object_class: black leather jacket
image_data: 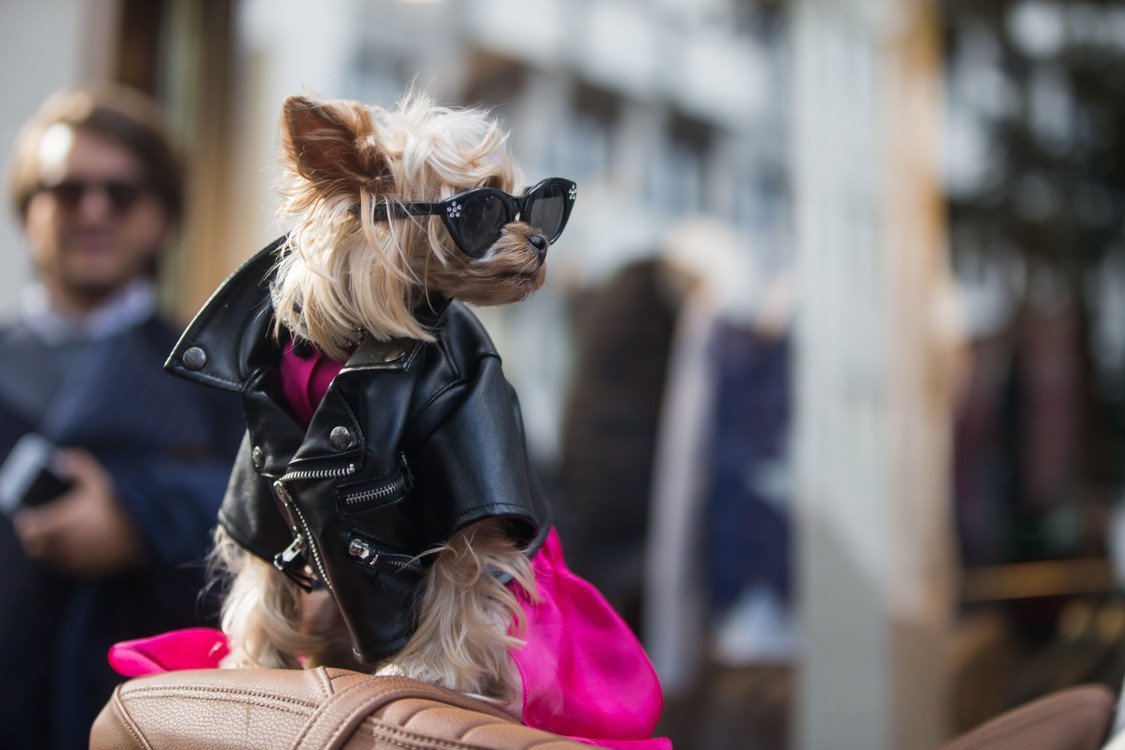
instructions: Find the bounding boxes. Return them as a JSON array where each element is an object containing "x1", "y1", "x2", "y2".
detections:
[{"x1": 165, "y1": 239, "x2": 550, "y2": 662}]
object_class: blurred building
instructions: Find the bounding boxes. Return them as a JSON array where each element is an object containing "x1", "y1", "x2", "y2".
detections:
[
  {"x1": 0, "y1": 2, "x2": 962, "y2": 748},
  {"x1": 322, "y1": 0, "x2": 793, "y2": 465}
]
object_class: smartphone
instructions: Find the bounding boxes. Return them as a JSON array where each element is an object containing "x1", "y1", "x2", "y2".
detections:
[{"x1": 0, "y1": 433, "x2": 73, "y2": 516}]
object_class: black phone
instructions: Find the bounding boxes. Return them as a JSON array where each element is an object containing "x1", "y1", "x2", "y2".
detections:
[{"x1": 0, "y1": 433, "x2": 73, "y2": 516}]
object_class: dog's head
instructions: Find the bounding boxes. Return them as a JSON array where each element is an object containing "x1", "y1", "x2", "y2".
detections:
[{"x1": 270, "y1": 93, "x2": 574, "y2": 358}]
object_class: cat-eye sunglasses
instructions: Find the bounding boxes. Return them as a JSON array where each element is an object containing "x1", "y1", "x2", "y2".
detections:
[{"x1": 369, "y1": 177, "x2": 577, "y2": 258}]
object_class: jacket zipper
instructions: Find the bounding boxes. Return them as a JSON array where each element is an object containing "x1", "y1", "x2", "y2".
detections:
[
  {"x1": 279, "y1": 463, "x2": 357, "y2": 483},
  {"x1": 342, "y1": 474, "x2": 406, "y2": 508},
  {"x1": 273, "y1": 478, "x2": 345, "y2": 590},
  {"x1": 346, "y1": 535, "x2": 425, "y2": 578},
  {"x1": 379, "y1": 555, "x2": 425, "y2": 576}
]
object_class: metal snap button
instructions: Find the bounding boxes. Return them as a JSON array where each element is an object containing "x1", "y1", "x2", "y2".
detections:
[
  {"x1": 330, "y1": 426, "x2": 355, "y2": 451},
  {"x1": 182, "y1": 346, "x2": 207, "y2": 370},
  {"x1": 251, "y1": 446, "x2": 264, "y2": 471}
]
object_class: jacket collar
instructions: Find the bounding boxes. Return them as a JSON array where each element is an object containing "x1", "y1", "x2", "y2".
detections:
[
  {"x1": 165, "y1": 237, "x2": 454, "y2": 392},
  {"x1": 165, "y1": 239, "x2": 281, "y2": 392}
]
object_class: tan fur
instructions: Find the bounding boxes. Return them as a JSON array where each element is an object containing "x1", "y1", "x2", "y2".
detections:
[
  {"x1": 218, "y1": 91, "x2": 550, "y2": 709},
  {"x1": 211, "y1": 529, "x2": 322, "y2": 670},
  {"x1": 376, "y1": 521, "x2": 536, "y2": 707}
]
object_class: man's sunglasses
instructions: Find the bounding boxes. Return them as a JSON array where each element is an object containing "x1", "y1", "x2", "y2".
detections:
[
  {"x1": 369, "y1": 177, "x2": 577, "y2": 258},
  {"x1": 38, "y1": 178, "x2": 152, "y2": 216}
]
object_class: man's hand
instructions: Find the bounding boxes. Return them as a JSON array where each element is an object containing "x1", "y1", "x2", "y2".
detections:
[{"x1": 13, "y1": 450, "x2": 144, "y2": 577}]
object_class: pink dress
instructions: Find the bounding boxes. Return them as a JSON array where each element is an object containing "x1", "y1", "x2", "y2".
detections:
[{"x1": 110, "y1": 343, "x2": 669, "y2": 749}]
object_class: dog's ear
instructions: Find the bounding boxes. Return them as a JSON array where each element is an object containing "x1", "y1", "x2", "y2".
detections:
[{"x1": 280, "y1": 95, "x2": 388, "y2": 193}]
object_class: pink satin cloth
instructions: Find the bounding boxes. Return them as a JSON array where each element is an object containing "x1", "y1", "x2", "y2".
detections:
[
  {"x1": 109, "y1": 628, "x2": 229, "y2": 676},
  {"x1": 108, "y1": 536, "x2": 669, "y2": 748},
  {"x1": 511, "y1": 529, "x2": 669, "y2": 749},
  {"x1": 279, "y1": 340, "x2": 347, "y2": 425}
]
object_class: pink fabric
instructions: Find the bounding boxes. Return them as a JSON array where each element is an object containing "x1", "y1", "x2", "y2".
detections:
[
  {"x1": 279, "y1": 341, "x2": 347, "y2": 426},
  {"x1": 108, "y1": 627, "x2": 228, "y2": 677},
  {"x1": 510, "y1": 530, "x2": 670, "y2": 750}
]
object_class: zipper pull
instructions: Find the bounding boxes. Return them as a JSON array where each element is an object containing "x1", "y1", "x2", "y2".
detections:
[
  {"x1": 346, "y1": 534, "x2": 385, "y2": 592},
  {"x1": 272, "y1": 534, "x2": 319, "y2": 592},
  {"x1": 273, "y1": 479, "x2": 300, "y2": 531},
  {"x1": 347, "y1": 536, "x2": 379, "y2": 566},
  {"x1": 274, "y1": 533, "x2": 306, "y2": 572}
]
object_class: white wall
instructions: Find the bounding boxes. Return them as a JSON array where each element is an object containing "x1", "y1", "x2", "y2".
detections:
[
  {"x1": 793, "y1": 0, "x2": 955, "y2": 747},
  {"x1": 224, "y1": 0, "x2": 357, "y2": 265},
  {"x1": 0, "y1": 0, "x2": 118, "y2": 318}
]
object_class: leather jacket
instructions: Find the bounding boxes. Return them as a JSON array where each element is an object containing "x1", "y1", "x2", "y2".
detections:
[{"x1": 165, "y1": 239, "x2": 550, "y2": 662}]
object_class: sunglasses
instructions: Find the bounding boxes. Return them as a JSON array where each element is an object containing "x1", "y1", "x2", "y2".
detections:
[
  {"x1": 38, "y1": 178, "x2": 153, "y2": 216},
  {"x1": 370, "y1": 177, "x2": 577, "y2": 258}
]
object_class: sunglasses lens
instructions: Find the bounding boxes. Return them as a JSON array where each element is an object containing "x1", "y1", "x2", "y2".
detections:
[
  {"x1": 105, "y1": 182, "x2": 144, "y2": 214},
  {"x1": 48, "y1": 181, "x2": 85, "y2": 209},
  {"x1": 527, "y1": 183, "x2": 566, "y2": 240},
  {"x1": 458, "y1": 191, "x2": 507, "y2": 256}
]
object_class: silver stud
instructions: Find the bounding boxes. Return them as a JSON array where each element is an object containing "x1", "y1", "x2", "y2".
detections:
[
  {"x1": 330, "y1": 426, "x2": 355, "y2": 451},
  {"x1": 183, "y1": 346, "x2": 207, "y2": 370},
  {"x1": 251, "y1": 446, "x2": 264, "y2": 471}
]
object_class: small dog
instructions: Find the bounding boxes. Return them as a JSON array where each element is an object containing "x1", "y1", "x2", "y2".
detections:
[{"x1": 211, "y1": 92, "x2": 576, "y2": 709}]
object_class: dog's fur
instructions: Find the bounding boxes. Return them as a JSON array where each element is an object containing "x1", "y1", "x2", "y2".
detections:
[{"x1": 213, "y1": 92, "x2": 548, "y2": 710}]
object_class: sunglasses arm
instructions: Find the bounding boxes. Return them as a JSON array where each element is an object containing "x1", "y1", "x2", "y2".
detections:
[{"x1": 354, "y1": 202, "x2": 445, "y2": 223}]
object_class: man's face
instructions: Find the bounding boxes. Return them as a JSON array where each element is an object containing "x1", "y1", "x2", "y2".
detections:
[{"x1": 23, "y1": 125, "x2": 171, "y2": 311}]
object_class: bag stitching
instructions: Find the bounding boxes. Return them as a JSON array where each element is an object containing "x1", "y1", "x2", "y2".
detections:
[
  {"x1": 111, "y1": 690, "x2": 153, "y2": 750},
  {"x1": 321, "y1": 694, "x2": 396, "y2": 749},
  {"x1": 123, "y1": 688, "x2": 315, "y2": 715},
  {"x1": 312, "y1": 667, "x2": 334, "y2": 700},
  {"x1": 363, "y1": 716, "x2": 529, "y2": 749},
  {"x1": 365, "y1": 722, "x2": 488, "y2": 750}
]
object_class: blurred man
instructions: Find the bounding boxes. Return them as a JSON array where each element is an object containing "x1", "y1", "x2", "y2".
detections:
[{"x1": 0, "y1": 85, "x2": 243, "y2": 749}]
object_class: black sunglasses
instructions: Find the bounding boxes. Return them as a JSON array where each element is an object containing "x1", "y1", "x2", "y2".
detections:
[
  {"x1": 369, "y1": 177, "x2": 577, "y2": 258},
  {"x1": 38, "y1": 178, "x2": 152, "y2": 216}
]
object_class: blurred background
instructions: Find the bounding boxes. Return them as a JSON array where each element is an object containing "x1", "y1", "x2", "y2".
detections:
[{"x1": 3, "y1": 0, "x2": 1125, "y2": 748}]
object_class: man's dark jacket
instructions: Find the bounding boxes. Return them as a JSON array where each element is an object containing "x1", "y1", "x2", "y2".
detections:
[
  {"x1": 166, "y1": 239, "x2": 550, "y2": 663},
  {"x1": 0, "y1": 306, "x2": 244, "y2": 750}
]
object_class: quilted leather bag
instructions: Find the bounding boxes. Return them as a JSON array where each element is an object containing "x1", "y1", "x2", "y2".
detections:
[{"x1": 90, "y1": 667, "x2": 594, "y2": 749}]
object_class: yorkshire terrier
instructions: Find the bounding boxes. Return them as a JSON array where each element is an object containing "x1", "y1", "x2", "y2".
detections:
[{"x1": 211, "y1": 91, "x2": 576, "y2": 712}]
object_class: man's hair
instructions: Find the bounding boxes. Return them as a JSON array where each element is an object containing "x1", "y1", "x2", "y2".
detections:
[{"x1": 7, "y1": 84, "x2": 184, "y2": 221}]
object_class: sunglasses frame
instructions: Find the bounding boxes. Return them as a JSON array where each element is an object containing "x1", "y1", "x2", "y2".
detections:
[
  {"x1": 370, "y1": 177, "x2": 577, "y2": 258},
  {"x1": 37, "y1": 178, "x2": 153, "y2": 217}
]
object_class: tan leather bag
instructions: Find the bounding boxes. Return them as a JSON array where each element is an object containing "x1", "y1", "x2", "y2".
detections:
[{"x1": 90, "y1": 667, "x2": 594, "y2": 749}]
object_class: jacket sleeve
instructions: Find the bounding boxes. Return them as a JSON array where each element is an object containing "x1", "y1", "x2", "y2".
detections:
[
  {"x1": 406, "y1": 354, "x2": 547, "y2": 546},
  {"x1": 109, "y1": 459, "x2": 235, "y2": 567},
  {"x1": 216, "y1": 431, "x2": 296, "y2": 562}
]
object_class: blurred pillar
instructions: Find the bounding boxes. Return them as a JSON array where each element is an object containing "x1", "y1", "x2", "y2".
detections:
[
  {"x1": 114, "y1": 0, "x2": 163, "y2": 94},
  {"x1": 0, "y1": 0, "x2": 120, "y2": 319},
  {"x1": 157, "y1": 0, "x2": 238, "y2": 323},
  {"x1": 792, "y1": 0, "x2": 957, "y2": 748}
]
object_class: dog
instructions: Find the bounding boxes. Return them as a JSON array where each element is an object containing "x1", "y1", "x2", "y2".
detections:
[{"x1": 208, "y1": 91, "x2": 574, "y2": 711}]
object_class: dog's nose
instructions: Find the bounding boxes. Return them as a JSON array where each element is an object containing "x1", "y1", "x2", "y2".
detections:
[{"x1": 528, "y1": 234, "x2": 549, "y2": 263}]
